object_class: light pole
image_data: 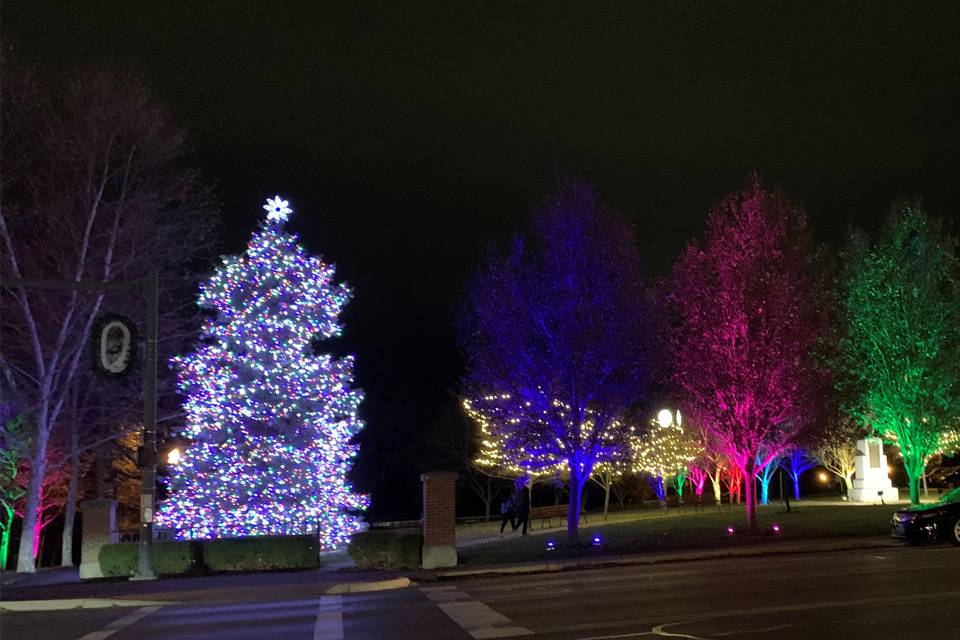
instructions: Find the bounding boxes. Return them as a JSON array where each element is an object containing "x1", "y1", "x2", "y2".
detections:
[{"x1": 135, "y1": 269, "x2": 158, "y2": 580}]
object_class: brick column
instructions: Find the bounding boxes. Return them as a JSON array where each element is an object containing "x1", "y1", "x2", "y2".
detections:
[
  {"x1": 79, "y1": 498, "x2": 117, "y2": 579},
  {"x1": 421, "y1": 471, "x2": 457, "y2": 569}
]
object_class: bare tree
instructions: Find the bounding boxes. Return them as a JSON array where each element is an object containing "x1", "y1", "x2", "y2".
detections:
[
  {"x1": 412, "y1": 396, "x2": 509, "y2": 521},
  {"x1": 1, "y1": 59, "x2": 217, "y2": 572}
]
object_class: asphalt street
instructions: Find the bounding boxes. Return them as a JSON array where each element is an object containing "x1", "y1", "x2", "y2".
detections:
[{"x1": 3, "y1": 545, "x2": 958, "y2": 639}]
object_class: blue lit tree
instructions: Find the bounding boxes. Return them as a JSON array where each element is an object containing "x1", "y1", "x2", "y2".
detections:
[
  {"x1": 755, "y1": 451, "x2": 779, "y2": 506},
  {"x1": 781, "y1": 447, "x2": 818, "y2": 500},
  {"x1": 156, "y1": 197, "x2": 367, "y2": 547},
  {"x1": 458, "y1": 177, "x2": 652, "y2": 540}
]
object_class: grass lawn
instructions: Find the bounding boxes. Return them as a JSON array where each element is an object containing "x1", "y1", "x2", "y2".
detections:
[{"x1": 455, "y1": 502, "x2": 899, "y2": 567}]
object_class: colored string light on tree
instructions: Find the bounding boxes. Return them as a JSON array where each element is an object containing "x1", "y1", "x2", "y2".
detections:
[{"x1": 156, "y1": 196, "x2": 368, "y2": 548}]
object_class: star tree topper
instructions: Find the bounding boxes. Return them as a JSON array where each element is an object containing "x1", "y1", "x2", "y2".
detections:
[{"x1": 264, "y1": 196, "x2": 292, "y2": 223}]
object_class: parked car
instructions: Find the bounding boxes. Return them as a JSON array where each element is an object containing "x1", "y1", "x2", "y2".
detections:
[{"x1": 891, "y1": 487, "x2": 960, "y2": 545}]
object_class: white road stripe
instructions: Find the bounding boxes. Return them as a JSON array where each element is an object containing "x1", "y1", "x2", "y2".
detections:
[
  {"x1": 76, "y1": 605, "x2": 162, "y2": 640},
  {"x1": 314, "y1": 596, "x2": 344, "y2": 640},
  {"x1": 421, "y1": 585, "x2": 533, "y2": 639}
]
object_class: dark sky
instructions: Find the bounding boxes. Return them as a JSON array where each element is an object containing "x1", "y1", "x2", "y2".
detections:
[{"x1": 6, "y1": 2, "x2": 960, "y2": 516}]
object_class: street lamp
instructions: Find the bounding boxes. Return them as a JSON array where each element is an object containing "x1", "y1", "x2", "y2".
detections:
[{"x1": 657, "y1": 408, "x2": 681, "y2": 428}]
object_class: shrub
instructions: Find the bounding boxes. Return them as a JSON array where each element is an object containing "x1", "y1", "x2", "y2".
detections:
[
  {"x1": 348, "y1": 530, "x2": 422, "y2": 570},
  {"x1": 98, "y1": 541, "x2": 198, "y2": 577},
  {"x1": 99, "y1": 542, "x2": 138, "y2": 577},
  {"x1": 202, "y1": 535, "x2": 319, "y2": 572}
]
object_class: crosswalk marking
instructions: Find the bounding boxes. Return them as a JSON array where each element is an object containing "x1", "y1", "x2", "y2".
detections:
[
  {"x1": 314, "y1": 596, "x2": 344, "y2": 640},
  {"x1": 421, "y1": 585, "x2": 533, "y2": 639},
  {"x1": 76, "y1": 605, "x2": 162, "y2": 640}
]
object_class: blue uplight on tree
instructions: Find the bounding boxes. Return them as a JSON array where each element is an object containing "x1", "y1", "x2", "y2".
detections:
[{"x1": 156, "y1": 196, "x2": 368, "y2": 548}]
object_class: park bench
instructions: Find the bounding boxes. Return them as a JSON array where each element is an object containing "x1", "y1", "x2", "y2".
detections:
[
  {"x1": 528, "y1": 504, "x2": 588, "y2": 529},
  {"x1": 682, "y1": 493, "x2": 705, "y2": 512}
]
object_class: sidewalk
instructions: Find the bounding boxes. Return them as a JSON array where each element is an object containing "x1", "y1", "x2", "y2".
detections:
[{"x1": 1, "y1": 534, "x2": 905, "y2": 612}]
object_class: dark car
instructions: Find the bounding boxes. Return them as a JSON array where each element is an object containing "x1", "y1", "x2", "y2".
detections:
[{"x1": 891, "y1": 487, "x2": 960, "y2": 545}]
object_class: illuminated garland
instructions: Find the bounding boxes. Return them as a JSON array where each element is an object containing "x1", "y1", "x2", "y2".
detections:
[
  {"x1": 156, "y1": 196, "x2": 368, "y2": 548},
  {"x1": 463, "y1": 395, "x2": 623, "y2": 478}
]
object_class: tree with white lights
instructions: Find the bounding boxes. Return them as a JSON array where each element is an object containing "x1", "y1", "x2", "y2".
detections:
[
  {"x1": 157, "y1": 197, "x2": 367, "y2": 547},
  {"x1": 631, "y1": 410, "x2": 700, "y2": 501}
]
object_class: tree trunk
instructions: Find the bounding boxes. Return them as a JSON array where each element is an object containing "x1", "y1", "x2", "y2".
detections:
[
  {"x1": 743, "y1": 459, "x2": 758, "y2": 532},
  {"x1": 909, "y1": 475, "x2": 920, "y2": 505},
  {"x1": 483, "y1": 476, "x2": 492, "y2": 522},
  {"x1": 1, "y1": 503, "x2": 13, "y2": 570},
  {"x1": 567, "y1": 464, "x2": 584, "y2": 541},
  {"x1": 602, "y1": 469, "x2": 611, "y2": 520},
  {"x1": 843, "y1": 470, "x2": 854, "y2": 493},
  {"x1": 906, "y1": 452, "x2": 922, "y2": 505},
  {"x1": 792, "y1": 475, "x2": 801, "y2": 501},
  {"x1": 17, "y1": 430, "x2": 50, "y2": 573},
  {"x1": 711, "y1": 470, "x2": 722, "y2": 506}
]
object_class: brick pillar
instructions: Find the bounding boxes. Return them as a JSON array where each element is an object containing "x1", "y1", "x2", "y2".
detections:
[
  {"x1": 421, "y1": 471, "x2": 457, "y2": 569},
  {"x1": 79, "y1": 498, "x2": 117, "y2": 579}
]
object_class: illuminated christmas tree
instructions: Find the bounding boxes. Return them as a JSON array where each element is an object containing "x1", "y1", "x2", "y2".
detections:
[{"x1": 157, "y1": 196, "x2": 367, "y2": 547}]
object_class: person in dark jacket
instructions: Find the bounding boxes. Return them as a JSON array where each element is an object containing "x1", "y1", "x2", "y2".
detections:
[
  {"x1": 499, "y1": 494, "x2": 516, "y2": 537},
  {"x1": 512, "y1": 477, "x2": 531, "y2": 535}
]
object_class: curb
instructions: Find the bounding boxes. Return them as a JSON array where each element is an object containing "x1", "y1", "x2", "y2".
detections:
[
  {"x1": 436, "y1": 539, "x2": 903, "y2": 580},
  {"x1": 325, "y1": 577, "x2": 412, "y2": 594},
  {"x1": 0, "y1": 598, "x2": 176, "y2": 612}
]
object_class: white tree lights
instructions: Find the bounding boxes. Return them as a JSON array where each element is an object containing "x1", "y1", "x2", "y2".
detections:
[{"x1": 156, "y1": 196, "x2": 367, "y2": 547}]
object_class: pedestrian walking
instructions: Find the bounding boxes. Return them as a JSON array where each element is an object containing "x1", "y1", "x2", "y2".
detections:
[
  {"x1": 512, "y1": 477, "x2": 530, "y2": 535},
  {"x1": 499, "y1": 494, "x2": 516, "y2": 536}
]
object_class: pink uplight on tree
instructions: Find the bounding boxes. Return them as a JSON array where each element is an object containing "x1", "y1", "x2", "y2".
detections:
[{"x1": 666, "y1": 175, "x2": 826, "y2": 531}]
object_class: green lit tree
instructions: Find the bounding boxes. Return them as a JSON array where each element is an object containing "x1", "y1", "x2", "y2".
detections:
[{"x1": 838, "y1": 202, "x2": 960, "y2": 504}]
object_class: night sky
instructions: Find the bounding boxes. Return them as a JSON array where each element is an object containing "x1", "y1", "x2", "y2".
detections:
[{"x1": 6, "y1": 2, "x2": 960, "y2": 517}]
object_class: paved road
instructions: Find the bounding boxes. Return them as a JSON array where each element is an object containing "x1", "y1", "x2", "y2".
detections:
[{"x1": 4, "y1": 545, "x2": 958, "y2": 639}]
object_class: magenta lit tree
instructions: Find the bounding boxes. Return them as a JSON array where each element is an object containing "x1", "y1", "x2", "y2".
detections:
[
  {"x1": 667, "y1": 176, "x2": 826, "y2": 531},
  {"x1": 457, "y1": 177, "x2": 651, "y2": 540}
]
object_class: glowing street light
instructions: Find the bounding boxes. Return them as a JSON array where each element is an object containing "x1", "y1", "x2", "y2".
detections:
[
  {"x1": 167, "y1": 447, "x2": 181, "y2": 466},
  {"x1": 819, "y1": 472, "x2": 829, "y2": 483},
  {"x1": 657, "y1": 408, "x2": 682, "y2": 429}
]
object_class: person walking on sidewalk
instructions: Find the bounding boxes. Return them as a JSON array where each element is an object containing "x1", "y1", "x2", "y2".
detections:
[
  {"x1": 499, "y1": 493, "x2": 517, "y2": 537},
  {"x1": 512, "y1": 477, "x2": 531, "y2": 535}
]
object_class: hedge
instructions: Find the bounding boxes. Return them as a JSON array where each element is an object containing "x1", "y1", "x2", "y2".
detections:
[
  {"x1": 99, "y1": 540, "x2": 198, "y2": 577},
  {"x1": 98, "y1": 535, "x2": 317, "y2": 577},
  {"x1": 203, "y1": 535, "x2": 319, "y2": 572},
  {"x1": 347, "y1": 530, "x2": 422, "y2": 570}
]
